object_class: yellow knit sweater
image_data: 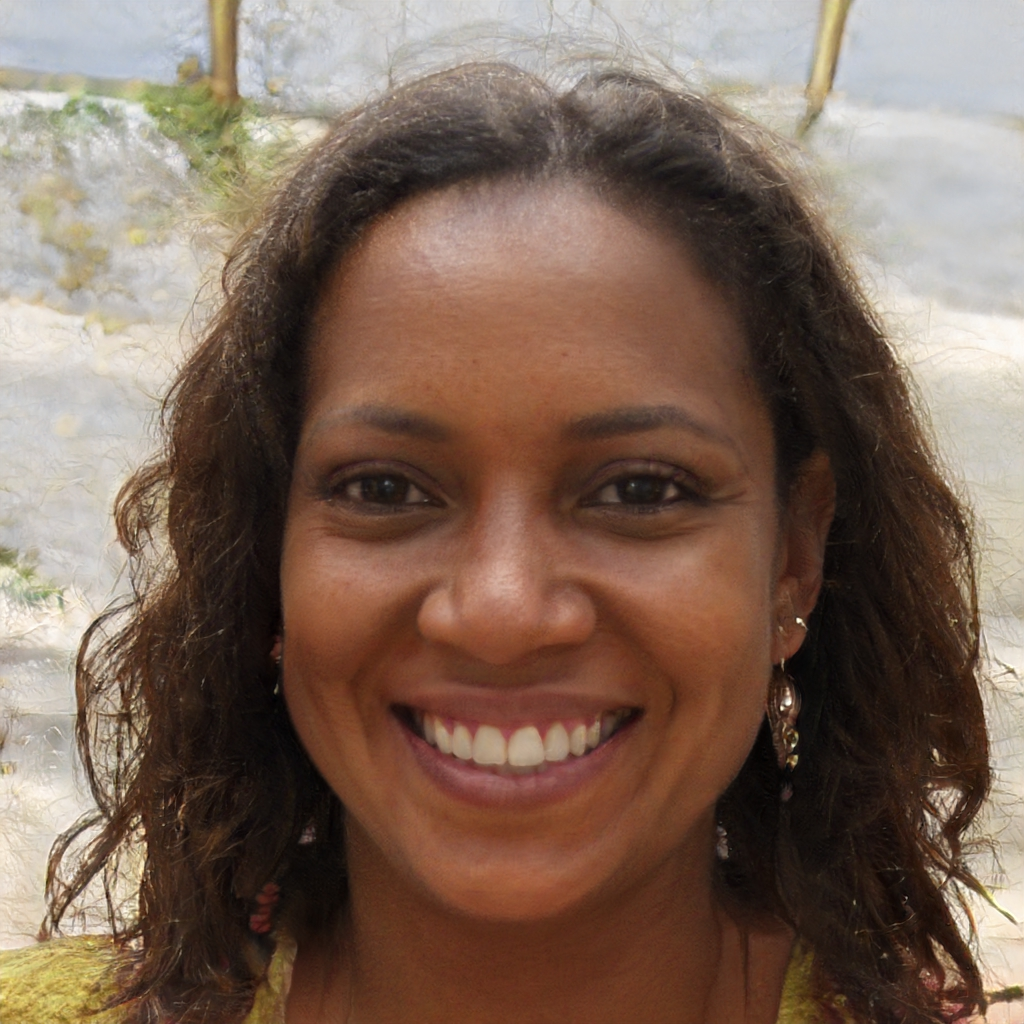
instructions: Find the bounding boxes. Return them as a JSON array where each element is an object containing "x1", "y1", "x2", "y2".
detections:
[{"x1": 0, "y1": 934, "x2": 851, "y2": 1023}]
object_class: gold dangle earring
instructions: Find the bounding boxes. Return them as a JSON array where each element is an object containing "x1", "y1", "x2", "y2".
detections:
[{"x1": 768, "y1": 617, "x2": 806, "y2": 802}]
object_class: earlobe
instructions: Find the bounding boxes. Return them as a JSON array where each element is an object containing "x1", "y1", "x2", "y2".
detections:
[{"x1": 774, "y1": 449, "x2": 835, "y2": 662}]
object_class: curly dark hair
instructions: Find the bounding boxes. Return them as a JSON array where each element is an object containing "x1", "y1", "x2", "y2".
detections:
[{"x1": 43, "y1": 63, "x2": 990, "y2": 1023}]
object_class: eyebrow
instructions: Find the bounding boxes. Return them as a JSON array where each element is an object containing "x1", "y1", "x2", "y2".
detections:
[
  {"x1": 307, "y1": 403, "x2": 736, "y2": 449},
  {"x1": 305, "y1": 404, "x2": 451, "y2": 443},
  {"x1": 564, "y1": 405, "x2": 736, "y2": 448}
]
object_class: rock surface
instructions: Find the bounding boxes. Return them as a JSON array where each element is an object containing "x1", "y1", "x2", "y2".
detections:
[{"x1": 0, "y1": 85, "x2": 1021, "y2": 996}]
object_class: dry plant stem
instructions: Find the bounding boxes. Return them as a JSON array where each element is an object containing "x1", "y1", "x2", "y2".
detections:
[
  {"x1": 209, "y1": 0, "x2": 240, "y2": 105},
  {"x1": 798, "y1": 0, "x2": 854, "y2": 137}
]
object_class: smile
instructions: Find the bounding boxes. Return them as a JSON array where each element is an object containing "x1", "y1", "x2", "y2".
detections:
[{"x1": 397, "y1": 707, "x2": 640, "y2": 774}]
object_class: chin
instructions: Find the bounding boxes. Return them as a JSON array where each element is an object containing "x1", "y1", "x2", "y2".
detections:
[{"x1": 417, "y1": 857, "x2": 614, "y2": 924}]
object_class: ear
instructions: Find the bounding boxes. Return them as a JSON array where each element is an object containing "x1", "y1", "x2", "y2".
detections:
[{"x1": 772, "y1": 449, "x2": 835, "y2": 664}]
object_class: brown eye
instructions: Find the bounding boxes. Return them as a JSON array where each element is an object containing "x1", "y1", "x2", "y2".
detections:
[
  {"x1": 615, "y1": 476, "x2": 676, "y2": 505},
  {"x1": 590, "y1": 474, "x2": 685, "y2": 508},
  {"x1": 344, "y1": 474, "x2": 432, "y2": 507}
]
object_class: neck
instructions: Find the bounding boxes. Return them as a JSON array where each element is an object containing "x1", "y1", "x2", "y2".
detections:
[{"x1": 286, "y1": 821, "x2": 792, "y2": 1024}]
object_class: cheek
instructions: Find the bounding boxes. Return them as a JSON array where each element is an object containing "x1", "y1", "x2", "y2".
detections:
[
  {"x1": 673, "y1": 527, "x2": 775, "y2": 694},
  {"x1": 281, "y1": 525, "x2": 420, "y2": 669},
  {"x1": 604, "y1": 513, "x2": 777, "y2": 668},
  {"x1": 278, "y1": 529, "x2": 414, "y2": 779},
  {"x1": 678, "y1": 538, "x2": 775, "y2": 778},
  {"x1": 601, "y1": 518, "x2": 776, "y2": 788}
]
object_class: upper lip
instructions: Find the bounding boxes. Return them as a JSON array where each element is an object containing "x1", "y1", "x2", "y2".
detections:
[{"x1": 388, "y1": 686, "x2": 641, "y2": 728}]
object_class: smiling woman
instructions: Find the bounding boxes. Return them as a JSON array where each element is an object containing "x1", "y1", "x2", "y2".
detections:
[
  {"x1": 282, "y1": 182, "x2": 816, "y2": 950},
  {"x1": 0, "y1": 64, "x2": 994, "y2": 1023}
]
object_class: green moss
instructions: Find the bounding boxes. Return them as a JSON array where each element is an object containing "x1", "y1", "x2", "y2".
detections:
[
  {"x1": 19, "y1": 190, "x2": 61, "y2": 235},
  {"x1": 18, "y1": 176, "x2": 108, "y2": 292},
  {"x1": 57, "y1": 95, "x2": 117, "y2": 128},
  {"x1": 987, "y1": 983, "x2": 1024, "y2": 1004},
  {"x1": 141, "y1": 81, "x2": 248, "y2": 178},
  {"x1": 27, "y1": 95, "x2": 123, "y2": 135},
  {"x1": 138, "y1": 81, "x2": 299, "y2": 229},
  {"x1": 0, "y1": 547, "x2": 64, "y2": 609},
  {"x1": 14, "y1": 79, "x2": 304, "y2": 247}
]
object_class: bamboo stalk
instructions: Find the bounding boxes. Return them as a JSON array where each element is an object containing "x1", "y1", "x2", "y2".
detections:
[
  {"x1": 209, "y1": 0, "x2": 241, "y2": 105},
  {"x1": 798, "y1": 0, "x2": 854, "y2": 137}
]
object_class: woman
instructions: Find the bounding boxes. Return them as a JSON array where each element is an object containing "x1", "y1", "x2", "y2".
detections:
[{"x1": 0, "y1": 64, "x2": 998, "y2": 1022}]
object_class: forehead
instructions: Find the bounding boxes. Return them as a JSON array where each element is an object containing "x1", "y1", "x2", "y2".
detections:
[{"x1": 306, "y1": 181, "x2": 762, "y2": 440}]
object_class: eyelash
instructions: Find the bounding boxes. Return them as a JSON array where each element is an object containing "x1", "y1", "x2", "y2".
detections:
[
  {"x1": 329, "y1": 466, "x2": 438, "y2": 511},
  {"x1": 329, "y1": 463, "x2": 704, "y2": 514},
  {"x1": 582, "y1": 465, "x2": 706, "y2": 512}
]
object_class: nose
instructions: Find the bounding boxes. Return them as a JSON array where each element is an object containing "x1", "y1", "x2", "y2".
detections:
[{"x1": 416, "y1": 495, "x2": 597, "y2": 665}]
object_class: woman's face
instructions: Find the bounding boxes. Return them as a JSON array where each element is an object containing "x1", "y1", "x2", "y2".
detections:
[{"x1": 281, "y1": 182, "x2": 827, "y2": 921}]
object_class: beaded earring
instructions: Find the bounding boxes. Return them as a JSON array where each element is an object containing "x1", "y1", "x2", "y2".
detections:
[{"x1": 249, "y1": 882, "x2": 280, "y2": 935}]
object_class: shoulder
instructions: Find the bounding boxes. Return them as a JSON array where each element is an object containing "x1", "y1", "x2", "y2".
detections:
[
  {"x1": 777, "y1": 944, "x2": 1023, "y2": 1023},
  {"x1": 0, "y1": 937, "x2": 127, "y2": 1024},
  {"x1": 0, "y1": 934, "x2": 295, "y2": 1024}
]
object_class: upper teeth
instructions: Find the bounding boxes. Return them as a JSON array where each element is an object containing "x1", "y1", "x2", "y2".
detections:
[{"x1": 419, "y1": 711, "x2": 628, "y2": 770}]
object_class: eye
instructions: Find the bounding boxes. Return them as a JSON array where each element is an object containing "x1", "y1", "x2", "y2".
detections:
[
  {"x1": 598, "y1": 476, "x2": 680, "y2": 506},
  {"x1": 340, "y1": 472, "x2": 434, "y2": 508},
  {"x1": 584, "y1": 468, "x2": 702, "y2": 512}
]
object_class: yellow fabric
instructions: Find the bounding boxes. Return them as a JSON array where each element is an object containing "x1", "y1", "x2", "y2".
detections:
[
  {"x1": 0, "y1": 937, "x2": 125, "y2": 1024},
  {"x1": 0, "y1": 934, "x2": 902, "y2": 1023},
  {"x1": 776, "y1": 943, "x2": 853, "y2": 1023},
  {"x1": 0, "y1": 936, "x2": 296, "y2": 1024}
]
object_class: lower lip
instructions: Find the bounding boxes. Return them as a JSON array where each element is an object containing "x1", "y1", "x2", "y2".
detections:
[{"x1": 396, "y1": 714, "x2": 635, "y2": 808}]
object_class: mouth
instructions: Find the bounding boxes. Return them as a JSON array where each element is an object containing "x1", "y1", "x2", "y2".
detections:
[{"x1": 394, "y1": 705, "x2": 642, "y2": 775}]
